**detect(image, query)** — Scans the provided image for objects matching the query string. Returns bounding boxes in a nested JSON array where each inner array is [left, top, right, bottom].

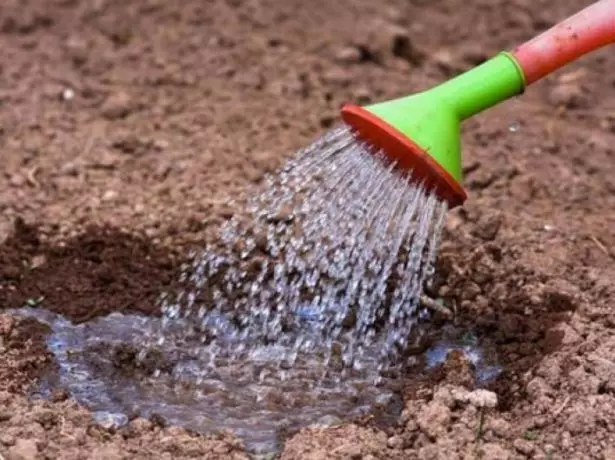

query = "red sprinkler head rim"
[[341, 104, 467, 208]]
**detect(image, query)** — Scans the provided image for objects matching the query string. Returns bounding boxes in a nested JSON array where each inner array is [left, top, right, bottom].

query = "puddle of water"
[[423, 325, 502, 383], [10, 307, 501, 455], [12, 307, 399, 455]]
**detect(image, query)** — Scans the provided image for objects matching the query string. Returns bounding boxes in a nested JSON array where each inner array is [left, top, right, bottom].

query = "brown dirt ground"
[[1, 0, 614, 459]]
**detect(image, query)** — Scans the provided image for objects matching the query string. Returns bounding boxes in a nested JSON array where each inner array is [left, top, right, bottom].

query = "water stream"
[[161, 125, 449, 379], [11, 124, 502, 454]]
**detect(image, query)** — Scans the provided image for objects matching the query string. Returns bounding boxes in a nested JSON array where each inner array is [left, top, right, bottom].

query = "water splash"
[[10, 306, 501, 454], [508, 121, 521, 133], [13, 307, 399, 455], [157, 124, 448, 379], [11, 124, 454, 453], [424, 326, 502, 384]]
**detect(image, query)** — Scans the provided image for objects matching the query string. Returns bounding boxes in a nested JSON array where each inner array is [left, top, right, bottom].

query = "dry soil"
[[1, 0, 614, 459]]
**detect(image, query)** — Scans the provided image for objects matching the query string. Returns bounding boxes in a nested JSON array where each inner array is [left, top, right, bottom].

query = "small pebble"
[[30, 254, 46, 269], [548, 83, 587, 109], [66, 36, 88, 65], [479, 442, 511, 460], [334, 46, 363, 64], [102, 190, 118, 202], [9, 174, 25, 187], [432, 386, 454, 408], [0, 314, 15, 335], [513, 438, 535, 456], [102, 91, 134, 119], [468, 389, 498, 408], [387, 435, 403, 449], [453, 388, 498, 408], [60, 161, 80, 176], [322, 68, 351, 86], [0, 434, 16, 446], [432, 48, 460, 74], [336, 443, 362, 458], [526, 377, 551, 401], [488, 418, 512, 439], [417, 401, 452, 440], [128, 418, 153, 433], [7, 439, 38, 460], [473, 212, 502, 241], [62, 87, 75, 101]]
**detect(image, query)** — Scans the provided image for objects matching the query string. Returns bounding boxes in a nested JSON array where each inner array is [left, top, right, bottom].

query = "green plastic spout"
[[362, 52, 526, 184]]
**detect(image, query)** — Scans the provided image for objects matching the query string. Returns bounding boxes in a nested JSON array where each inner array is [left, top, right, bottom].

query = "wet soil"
[[1, 0, 614, 459], [0, 218, 182, 322]]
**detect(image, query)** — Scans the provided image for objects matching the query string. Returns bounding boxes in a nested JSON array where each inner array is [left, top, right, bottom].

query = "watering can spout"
[[341, 52, 525, 208], [342, 0, 615, 209]]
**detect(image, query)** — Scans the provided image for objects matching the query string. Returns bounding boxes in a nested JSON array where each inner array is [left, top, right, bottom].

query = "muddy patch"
[[1, 223, 575, 456], [0, 314, 53, 393], [0, 218, 183, 322]]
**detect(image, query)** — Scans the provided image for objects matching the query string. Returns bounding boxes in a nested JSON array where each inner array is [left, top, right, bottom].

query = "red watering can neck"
[[512, 0, 615, 85]]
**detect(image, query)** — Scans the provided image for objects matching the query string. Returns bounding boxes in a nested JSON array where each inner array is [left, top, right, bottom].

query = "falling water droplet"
[[148, 124, 450, 379]]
